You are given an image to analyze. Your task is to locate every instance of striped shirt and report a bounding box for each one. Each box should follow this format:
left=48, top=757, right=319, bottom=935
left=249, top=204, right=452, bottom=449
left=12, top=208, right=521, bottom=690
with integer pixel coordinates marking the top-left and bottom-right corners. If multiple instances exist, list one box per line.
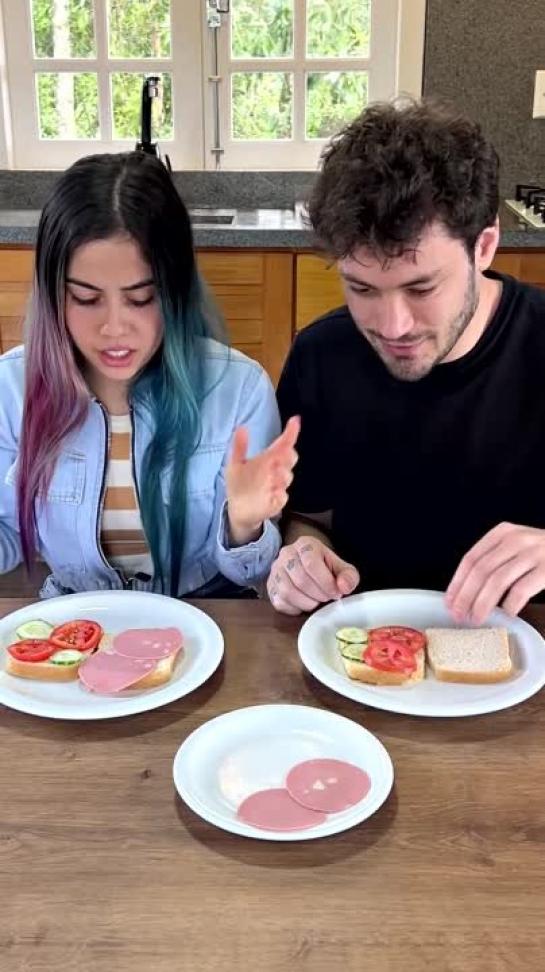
left=100, top=413, right=153, bottom=578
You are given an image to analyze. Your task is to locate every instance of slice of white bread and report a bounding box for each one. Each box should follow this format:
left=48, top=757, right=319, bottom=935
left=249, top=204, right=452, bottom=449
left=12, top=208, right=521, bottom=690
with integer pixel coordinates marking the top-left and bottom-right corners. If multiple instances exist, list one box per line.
left=96, top=633, right=181, bottom=689
left=339, top=648, right=425, bottom=687
left=118, top=650, right=180, bottom=689
left=5, top=649, right=91, bottom=682
left=425, top=627, right=512, bottom=684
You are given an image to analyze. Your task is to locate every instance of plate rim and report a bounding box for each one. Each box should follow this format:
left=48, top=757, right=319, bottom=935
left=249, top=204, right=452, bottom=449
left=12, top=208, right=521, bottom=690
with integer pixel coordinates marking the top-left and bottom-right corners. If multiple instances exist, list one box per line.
left=0, top=589, right=224, bottom=721
left=172, top=702, right=394, bottom=841
left=297, top=588, right=545, bottom=718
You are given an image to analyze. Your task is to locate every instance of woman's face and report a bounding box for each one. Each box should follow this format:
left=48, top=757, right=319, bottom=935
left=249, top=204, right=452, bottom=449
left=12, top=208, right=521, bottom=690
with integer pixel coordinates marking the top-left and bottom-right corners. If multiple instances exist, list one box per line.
left=65, top=233, right=163, bottom=401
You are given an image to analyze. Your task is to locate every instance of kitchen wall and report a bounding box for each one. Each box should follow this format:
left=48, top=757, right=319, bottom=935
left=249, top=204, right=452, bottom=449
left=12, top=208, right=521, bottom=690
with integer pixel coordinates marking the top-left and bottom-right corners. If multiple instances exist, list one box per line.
left=423, top=0, right=545, bottom=198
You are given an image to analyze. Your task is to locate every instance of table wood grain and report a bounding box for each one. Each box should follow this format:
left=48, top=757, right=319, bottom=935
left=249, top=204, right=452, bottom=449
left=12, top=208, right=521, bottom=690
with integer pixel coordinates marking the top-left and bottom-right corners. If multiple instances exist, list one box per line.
left=1, top=597, right=545, bottom=972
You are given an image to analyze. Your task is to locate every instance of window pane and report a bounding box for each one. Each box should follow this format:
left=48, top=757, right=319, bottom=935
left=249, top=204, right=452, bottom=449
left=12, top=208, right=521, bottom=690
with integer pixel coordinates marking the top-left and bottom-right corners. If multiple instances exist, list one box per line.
left=231, top=0, right=293, bottom=59
left=108, top=0, right=171, bottom=58
left=36, top=72, right=99, bottom=139
left=232, top=73, right=293, bottom=140
left=111, top=73, right=173, bottom=140
left=32, top=0, right=95, bottom=59
left=306, top=72, right=368, bottom=139
left=307, top=0, right=370, bottom=58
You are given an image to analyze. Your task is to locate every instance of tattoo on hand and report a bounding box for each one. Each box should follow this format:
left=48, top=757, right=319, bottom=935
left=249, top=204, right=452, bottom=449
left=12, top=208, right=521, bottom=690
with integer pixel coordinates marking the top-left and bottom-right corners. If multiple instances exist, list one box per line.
left=300, top=544, right=313, bottom=554
left=275, top=572, right=282, bottom=584
left=286, top=557, right=297, bottom=571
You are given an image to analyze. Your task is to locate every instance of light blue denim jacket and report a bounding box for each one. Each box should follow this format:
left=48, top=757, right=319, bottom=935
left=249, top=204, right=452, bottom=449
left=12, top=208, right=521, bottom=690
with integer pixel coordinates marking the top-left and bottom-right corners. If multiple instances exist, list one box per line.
left=0, top=341, right=282, bottom=598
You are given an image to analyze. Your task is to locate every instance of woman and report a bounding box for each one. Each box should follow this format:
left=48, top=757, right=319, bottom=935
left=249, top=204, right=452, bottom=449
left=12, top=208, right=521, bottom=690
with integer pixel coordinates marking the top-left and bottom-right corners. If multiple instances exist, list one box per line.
left=0, top=151, right=298, bottom=598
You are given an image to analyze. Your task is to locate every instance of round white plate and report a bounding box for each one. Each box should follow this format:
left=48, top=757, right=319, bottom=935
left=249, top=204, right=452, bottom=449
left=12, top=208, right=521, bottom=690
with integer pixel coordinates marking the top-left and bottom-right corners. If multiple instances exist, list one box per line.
left=298, top=589, right=545, bottom=718
left=0, top=590, right=223, bottom=720
left=173, top=703, right=394, bottom=841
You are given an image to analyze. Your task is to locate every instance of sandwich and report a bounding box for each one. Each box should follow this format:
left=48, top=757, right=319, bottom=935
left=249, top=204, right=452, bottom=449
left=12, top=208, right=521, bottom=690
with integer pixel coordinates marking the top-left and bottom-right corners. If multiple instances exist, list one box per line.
left=80, top=627, right=183, bottom=693
left=5, top=619, right=103, bottom=682
left=336, top=625, right=426, bottom=687
left=425, top=627, right=512, bottom=684
left=4, top=619, right=183, bottom=692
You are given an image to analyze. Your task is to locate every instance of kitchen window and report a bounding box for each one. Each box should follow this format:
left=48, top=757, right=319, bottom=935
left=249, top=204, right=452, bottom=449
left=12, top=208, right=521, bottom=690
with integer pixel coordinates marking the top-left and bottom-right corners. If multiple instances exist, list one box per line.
left=0, top=0, right=425, bottom=170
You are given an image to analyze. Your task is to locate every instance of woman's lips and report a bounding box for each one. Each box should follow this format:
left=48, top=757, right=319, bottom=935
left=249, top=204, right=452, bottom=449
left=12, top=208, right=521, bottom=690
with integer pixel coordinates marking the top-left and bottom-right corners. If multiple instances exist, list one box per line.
left=98, top=348, right=136, bottom=368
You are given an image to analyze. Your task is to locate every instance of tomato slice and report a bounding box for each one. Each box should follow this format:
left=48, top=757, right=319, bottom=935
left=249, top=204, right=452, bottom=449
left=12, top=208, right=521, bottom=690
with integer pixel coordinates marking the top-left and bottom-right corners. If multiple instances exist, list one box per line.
left=49, top=620, right=103, bottom=653
left=368, top=626, right=426, bottom=655
left=364, top=640, right=417, bottom=674
left=7, top=639, right=58, bottom=663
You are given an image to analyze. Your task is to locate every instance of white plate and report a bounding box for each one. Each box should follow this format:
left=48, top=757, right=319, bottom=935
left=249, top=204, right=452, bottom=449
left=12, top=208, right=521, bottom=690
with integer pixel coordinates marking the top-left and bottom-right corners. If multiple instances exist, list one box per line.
left=298, top=589, right=545, bottom=718
left=0, top=590, right=223, bottom=720
left=173, top=703, right=394, bottom=841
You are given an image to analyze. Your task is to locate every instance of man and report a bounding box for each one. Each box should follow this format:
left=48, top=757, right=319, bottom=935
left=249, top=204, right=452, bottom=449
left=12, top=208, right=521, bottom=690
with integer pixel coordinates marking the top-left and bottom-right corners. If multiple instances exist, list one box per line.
left=268, top=99, right=545, bottom=625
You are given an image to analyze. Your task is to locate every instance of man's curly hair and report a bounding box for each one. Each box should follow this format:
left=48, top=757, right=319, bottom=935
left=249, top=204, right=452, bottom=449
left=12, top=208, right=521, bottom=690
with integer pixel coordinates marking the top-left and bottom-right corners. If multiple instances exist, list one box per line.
left=308, top=99, right=500, bottom=259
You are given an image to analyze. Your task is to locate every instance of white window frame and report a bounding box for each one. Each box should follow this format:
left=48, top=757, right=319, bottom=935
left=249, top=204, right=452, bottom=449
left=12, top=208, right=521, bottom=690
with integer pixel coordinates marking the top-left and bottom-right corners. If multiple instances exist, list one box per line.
left=0, top=1, right=13, bottom=167
left=202, top=0, right=426, bottom=170
left=0, top=0, right=425, bottom=170
left=0, top=0, right=205, bottom=169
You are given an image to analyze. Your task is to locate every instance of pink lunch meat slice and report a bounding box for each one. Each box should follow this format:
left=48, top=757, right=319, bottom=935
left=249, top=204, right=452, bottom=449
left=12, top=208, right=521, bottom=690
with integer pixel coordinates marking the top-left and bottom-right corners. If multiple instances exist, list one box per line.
left=78, top=651, right=155, bottom=694
left=112, top=627, right=183, bottom=661
left=286, top=759, right=371, bottom=813
left=236, top=788, right=327, bottom=832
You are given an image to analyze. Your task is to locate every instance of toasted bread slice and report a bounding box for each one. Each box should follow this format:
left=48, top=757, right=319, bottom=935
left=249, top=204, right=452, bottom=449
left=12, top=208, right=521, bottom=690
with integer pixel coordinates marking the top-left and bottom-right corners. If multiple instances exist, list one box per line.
left=339, top=647, right=425, bottom=687
left=425, top=627, right=512, bottom=684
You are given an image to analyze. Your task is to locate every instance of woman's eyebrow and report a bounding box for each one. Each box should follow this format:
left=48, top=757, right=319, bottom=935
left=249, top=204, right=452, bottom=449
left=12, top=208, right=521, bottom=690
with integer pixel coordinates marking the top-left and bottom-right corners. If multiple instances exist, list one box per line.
left=121, top=278, right=155, bottom=292
left=66, top=277, right=101, bottom=291
left=66, top=277, right=155, bottom=292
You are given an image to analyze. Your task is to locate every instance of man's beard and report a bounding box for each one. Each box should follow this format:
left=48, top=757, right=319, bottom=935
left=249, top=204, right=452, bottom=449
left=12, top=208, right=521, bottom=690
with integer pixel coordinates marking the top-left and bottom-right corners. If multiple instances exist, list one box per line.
left=365, top=267, right=479, bottom=382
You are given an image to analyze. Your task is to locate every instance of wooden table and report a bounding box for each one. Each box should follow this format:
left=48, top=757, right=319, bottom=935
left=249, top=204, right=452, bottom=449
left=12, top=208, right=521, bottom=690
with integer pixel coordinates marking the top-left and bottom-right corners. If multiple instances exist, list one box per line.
left=1, top=597, right=545, bottom=972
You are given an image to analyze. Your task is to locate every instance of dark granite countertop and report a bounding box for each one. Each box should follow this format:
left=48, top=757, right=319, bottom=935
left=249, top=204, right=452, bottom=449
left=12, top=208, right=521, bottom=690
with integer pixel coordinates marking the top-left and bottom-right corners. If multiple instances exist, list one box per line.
left=0, top=206, right=312, bottom=248
left=0, top=202, right=543, bottom=249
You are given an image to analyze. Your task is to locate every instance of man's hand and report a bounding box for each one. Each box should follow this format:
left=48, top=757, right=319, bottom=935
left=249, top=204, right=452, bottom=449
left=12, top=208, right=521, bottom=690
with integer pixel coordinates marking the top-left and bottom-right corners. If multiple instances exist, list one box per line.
left=446, top=522, right=545, bottom=623
left=226, top=416, right=300, bottom=546
left=267, top=536, right=360, bottom=615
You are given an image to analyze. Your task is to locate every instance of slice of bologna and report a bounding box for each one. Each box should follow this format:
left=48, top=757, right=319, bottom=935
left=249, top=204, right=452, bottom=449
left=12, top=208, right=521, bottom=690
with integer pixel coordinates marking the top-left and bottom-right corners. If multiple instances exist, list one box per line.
left=237, top=788, right=327, bottom=832
left=112, top=627, right=183, bottom=661
left=286, top=759, right=371, bottom=813
left=78, top=651, right=155, bottom=694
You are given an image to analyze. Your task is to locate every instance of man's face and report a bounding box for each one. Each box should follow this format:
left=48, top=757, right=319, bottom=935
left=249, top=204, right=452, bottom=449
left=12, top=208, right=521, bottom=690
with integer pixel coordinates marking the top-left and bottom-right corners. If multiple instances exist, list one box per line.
left=338, top=222, right=481, bottom=381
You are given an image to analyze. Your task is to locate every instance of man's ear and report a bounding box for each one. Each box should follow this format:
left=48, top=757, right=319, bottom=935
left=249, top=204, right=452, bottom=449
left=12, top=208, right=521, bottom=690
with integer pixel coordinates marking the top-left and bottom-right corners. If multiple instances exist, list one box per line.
left=475, top=218, right=500, bottom=272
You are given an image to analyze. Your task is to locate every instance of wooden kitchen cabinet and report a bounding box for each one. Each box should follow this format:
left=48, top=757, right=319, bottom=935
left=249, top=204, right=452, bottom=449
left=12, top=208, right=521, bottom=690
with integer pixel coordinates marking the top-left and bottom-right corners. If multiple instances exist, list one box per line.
left=295, top=250, right=545, bottom=331
left=295, top=254, right=343, bottom=331
left=0, top=248, right=293, bottom=385
left=198, top=250, right=293, bottom=385
left=0, top=249, right=35, bottom=353
left=2, top=245, right=544, bottom=373
left=490, top=251, right=545, bottom=288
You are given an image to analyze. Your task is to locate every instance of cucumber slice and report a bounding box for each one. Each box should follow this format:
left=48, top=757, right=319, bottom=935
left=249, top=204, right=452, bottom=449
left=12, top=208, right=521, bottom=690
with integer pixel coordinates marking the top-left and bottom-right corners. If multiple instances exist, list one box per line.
left=338, top=641, right=366, bottom=662
left=50, top=649, right=84, bottom=666
left=336, top=626, right=367, bottom=662
left=16, top=619, right=54, bottom=641
left=336, top=626, right=367, bottom=644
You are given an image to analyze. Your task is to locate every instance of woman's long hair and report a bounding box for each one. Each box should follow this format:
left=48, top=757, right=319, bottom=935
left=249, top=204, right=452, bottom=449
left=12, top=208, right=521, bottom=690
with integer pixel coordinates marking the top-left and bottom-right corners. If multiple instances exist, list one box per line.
left=19, top=151, right=225, bottom=593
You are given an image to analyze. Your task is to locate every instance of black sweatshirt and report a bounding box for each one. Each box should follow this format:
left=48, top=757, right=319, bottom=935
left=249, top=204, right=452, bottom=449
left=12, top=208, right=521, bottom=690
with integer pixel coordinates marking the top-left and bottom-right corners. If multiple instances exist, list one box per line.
left=277, top=272, right=545, bottom=594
